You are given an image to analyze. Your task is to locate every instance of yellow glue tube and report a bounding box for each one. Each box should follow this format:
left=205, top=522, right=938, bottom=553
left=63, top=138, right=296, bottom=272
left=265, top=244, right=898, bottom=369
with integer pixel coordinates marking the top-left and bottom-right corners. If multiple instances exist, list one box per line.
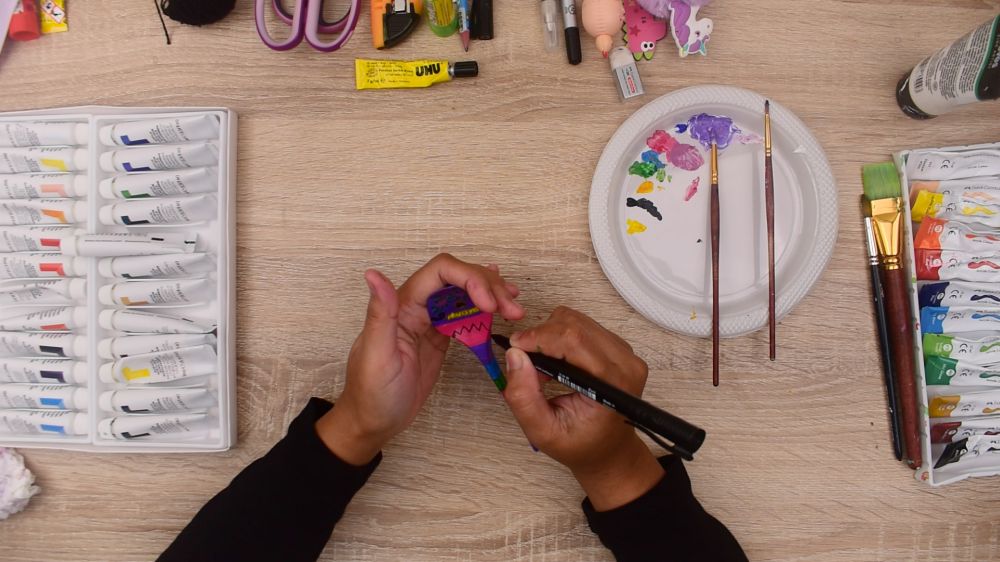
left=355, top=59, right=479, bottom=90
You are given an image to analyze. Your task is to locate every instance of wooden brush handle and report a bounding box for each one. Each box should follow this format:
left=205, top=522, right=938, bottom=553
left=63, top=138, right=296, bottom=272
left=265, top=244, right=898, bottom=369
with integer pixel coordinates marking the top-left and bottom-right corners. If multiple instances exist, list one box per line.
left=711, top=181, right=720, bottom=386
left=881, top=267, right=922, bottom=469
left=765, top=154, right=776, bottom=360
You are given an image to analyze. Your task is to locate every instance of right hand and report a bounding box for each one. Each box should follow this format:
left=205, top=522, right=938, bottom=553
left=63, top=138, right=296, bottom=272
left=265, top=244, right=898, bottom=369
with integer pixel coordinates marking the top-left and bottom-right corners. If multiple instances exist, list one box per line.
left=502, top=306, right=666, bottom=511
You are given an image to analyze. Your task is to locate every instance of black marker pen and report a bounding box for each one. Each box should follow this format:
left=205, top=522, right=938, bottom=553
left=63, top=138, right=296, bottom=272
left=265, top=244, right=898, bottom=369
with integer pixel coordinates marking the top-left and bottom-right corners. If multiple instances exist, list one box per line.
left=561, top=0, right=582, bottom=64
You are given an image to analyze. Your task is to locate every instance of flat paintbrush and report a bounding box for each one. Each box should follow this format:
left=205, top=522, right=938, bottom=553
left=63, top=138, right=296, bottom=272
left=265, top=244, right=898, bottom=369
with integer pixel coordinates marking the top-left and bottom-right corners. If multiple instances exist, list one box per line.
left=710, top=140, right=720, bottom=386
left=764, top=101, right=776, bottom=360
left=862, top=162, right=922, bottom=469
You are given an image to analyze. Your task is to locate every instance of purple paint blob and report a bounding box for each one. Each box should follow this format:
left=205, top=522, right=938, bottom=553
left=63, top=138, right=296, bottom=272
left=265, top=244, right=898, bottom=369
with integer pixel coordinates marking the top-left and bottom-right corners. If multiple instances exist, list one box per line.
left=685, top=113, right=741, bottom=150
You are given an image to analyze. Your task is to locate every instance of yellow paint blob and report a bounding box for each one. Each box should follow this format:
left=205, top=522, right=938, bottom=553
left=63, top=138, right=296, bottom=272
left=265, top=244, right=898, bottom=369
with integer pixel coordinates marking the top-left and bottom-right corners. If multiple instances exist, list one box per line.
left=626, top=219, right=647, bottom=235
left=637, top=181, right=653, bottom=194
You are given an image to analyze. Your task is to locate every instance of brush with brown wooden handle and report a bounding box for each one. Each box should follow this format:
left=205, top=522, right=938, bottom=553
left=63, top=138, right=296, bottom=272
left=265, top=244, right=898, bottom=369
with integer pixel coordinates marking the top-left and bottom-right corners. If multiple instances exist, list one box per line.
left=764, top=101, right=776, bottom=361
left=711, top=140, right=720, bottom=386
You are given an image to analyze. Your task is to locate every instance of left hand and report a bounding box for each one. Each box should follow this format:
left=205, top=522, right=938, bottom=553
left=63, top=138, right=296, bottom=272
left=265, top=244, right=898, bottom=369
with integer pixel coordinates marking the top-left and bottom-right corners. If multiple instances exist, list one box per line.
left=316, top=254, right=525, bottom=465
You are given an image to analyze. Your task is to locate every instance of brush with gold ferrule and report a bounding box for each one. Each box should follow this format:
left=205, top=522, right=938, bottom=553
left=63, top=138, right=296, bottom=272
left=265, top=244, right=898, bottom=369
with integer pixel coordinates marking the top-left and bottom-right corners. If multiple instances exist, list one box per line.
left=710, top=140, right=720, bottom=386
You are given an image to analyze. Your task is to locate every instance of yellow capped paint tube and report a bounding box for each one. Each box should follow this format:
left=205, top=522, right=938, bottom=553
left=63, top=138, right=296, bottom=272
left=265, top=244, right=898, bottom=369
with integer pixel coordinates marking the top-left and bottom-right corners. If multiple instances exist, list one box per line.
left=355, top=59, right=479, bottom=90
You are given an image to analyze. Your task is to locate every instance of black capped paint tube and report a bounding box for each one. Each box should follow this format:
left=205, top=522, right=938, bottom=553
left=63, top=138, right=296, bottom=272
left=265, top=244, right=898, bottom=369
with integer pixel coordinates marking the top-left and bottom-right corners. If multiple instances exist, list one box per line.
left=897, top=15, right=1000, bottom=118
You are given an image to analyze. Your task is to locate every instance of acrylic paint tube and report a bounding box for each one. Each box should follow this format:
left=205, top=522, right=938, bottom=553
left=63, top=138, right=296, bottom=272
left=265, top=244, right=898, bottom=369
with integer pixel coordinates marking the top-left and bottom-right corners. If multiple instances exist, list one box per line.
left=931, top=416, right=1000, bottom=444
left=0, top=254, right=86, bottom=279
left=910, top=191, right=1000, bottom=226
left=99, top=388, right=215, bottom=414
left=914, top=249, right=1000, bottom=282
left=921, top=306, right=1000, bottom=334
left=98, top=333, right=217, bottom=359
left=0, top=226, right=74, bottom=252
left=0, top=174, right=88, bottom=198
left=98, top=413, right=212, bottom=441
left=919, top=281, right=1000, bottom=308
left=909, top=177, right=1000, bottom=204
left=99, top=279, right=214, bottom=307
left=98, top=195, right=217, bottom=226
left=0, top=147, right=88, bottom=173
left=0, top=306, right=87, bottom=331
left=98, top=142, right=219, bottom=173
left=99, top=344, right=216, bottom=384
left=99, top=167, right=217, bottom=199
left=99, top=309, right=215, bottom=334
left=925, top=356, right=1000, bottom=386
left=61, top=231, right=197, bottom=257
left=906, top=150, right=1000, bottom=182
left=923, top=332, right=1000, bottom=365
left=99, top=115, right=220, bottom=147
left=0, top=332, right=87, bottom=358
left=914, top=218, right=1000, bottom=253
left=0, top=410, right=89, bottom=436
left=0, top=278, right=86, bottom=305
left=0, top=199, right=88, bottom=225
left=0, top=384, right=88, bottom=410
left=929, top=388, right=1000, bottom=417
left=0, top=358, right=88, bottom=384
left=897, top=15, right=1000, bottom=119
left=0, top=122, right=88, bottom=147
left=98, top=253, right=214, bottom=279
left=934, top=435, right=1000, bottom=469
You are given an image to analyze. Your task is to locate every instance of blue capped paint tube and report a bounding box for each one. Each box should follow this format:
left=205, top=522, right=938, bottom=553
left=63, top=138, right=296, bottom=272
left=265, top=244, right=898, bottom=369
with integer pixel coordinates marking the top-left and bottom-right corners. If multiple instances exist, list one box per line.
left=919, top=281, right=1000, bottom=308
left=921, top=306, right=1000, bottom=334
left=0, top=410, right=89, bottom=436
left=0, top=384, right=88, bottom=409
left=99, top=115, right=220, bottom=147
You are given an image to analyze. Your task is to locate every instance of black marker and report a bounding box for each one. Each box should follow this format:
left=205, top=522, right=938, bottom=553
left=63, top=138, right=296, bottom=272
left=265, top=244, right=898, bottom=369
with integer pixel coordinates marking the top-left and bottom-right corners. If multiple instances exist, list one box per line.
left=560, top=0, right=581, bottom=65
left=493, top=334, right=706, bottom=460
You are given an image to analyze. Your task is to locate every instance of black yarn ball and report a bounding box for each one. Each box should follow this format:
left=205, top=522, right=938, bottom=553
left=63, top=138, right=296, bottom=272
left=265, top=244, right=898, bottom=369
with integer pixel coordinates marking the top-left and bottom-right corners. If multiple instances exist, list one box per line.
left=160, top=0, right=236, bottom=26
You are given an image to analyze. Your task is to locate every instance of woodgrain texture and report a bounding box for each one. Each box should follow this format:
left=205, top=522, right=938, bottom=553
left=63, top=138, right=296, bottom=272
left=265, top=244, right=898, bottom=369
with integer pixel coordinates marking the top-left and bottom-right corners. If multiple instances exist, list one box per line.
left=2, top=1, right=1000, bottom=560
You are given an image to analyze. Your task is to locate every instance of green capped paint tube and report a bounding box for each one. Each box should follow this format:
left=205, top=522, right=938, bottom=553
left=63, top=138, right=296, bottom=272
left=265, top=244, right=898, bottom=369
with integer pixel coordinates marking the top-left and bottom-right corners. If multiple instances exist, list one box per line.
left=925, top=356, right=1000, bottom=386
left=923, top=333, right=1000, bottom=364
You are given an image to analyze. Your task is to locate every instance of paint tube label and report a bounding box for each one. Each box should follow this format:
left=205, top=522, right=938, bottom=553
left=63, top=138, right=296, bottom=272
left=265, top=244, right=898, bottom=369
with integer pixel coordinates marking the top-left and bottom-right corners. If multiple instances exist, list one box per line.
left=925, top=356, right=1000, bottom=386
left=929, top=388, right=1000, bottom=417
left=0, top=410, right=87, bottom=436
left=923, top=332, right=1000, bottom=364
left=0, top=306, right=86, bottom=332
left=909, top=177, right=1000, bottom=204
left=906, top=149, right=1000, bottom=182
left=99, top=195, right=217, bottom=226
left=99, top=168, right=217, bottom=199
left=0, top=226, right=74, bottom=252
left=919, top=281, right=1000, bottom=308
left=64, top=231, right=197, bottom=257
left=0, top=147, right=87, bottom=173
left=0, top=122, right=86, bottom=147
left=911, top=190, right=1000, bottom=226
left=0, top=384, right=86, bottom=410
left=914, top=218, right=1000, bottom=252
left=921, top=306, right=1000, bottom=334
left=101, top=344, right=216, bottom=384
left=0, top=173, right=86, bottom=198
left=915, top=249, right=1000, bottom=282
left=100, top=388, right=215, bottom=414
left=100, top=279, right=213, bottom=307
left=98, top=413, right=211, bottom=441
left=99, top=142, right=218, bottom=173
left=933, top=435, right=1000, bottom=470
left=0, top=199, right=86, bottom=225
left=100, top=115, right=220, bottom=146
left=0, top=332, right=84, bottom=357
left=99, top=309, right=215, bottom=334
left=931, top=416, right=1000, bottom=444
left=98, top=333, right=216, bottom=359
left=0, top=358, right=86, bottom=384
left=0, top=278, right=85, bottom=305
left=0, top=253, right=84, bottom=278
left=98, top=253, right=214, bottom=279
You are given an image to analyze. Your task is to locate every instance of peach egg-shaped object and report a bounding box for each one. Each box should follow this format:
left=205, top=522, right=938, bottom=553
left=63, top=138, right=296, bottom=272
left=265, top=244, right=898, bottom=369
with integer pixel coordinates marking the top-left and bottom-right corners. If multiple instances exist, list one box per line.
left=582, top=0, right=624, bottom=56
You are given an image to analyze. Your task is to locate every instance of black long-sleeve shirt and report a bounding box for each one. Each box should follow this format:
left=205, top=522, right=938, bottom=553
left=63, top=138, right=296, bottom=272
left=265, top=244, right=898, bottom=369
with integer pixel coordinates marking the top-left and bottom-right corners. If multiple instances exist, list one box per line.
left=159, top=398, right=746, bottom=562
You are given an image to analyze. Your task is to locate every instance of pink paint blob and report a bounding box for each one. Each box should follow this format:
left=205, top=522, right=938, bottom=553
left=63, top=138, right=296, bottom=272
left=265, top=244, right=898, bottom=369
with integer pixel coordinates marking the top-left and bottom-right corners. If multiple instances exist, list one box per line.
left=646, top=129, right=704, bottom=171
left=684, top=176, right=700, bottom=201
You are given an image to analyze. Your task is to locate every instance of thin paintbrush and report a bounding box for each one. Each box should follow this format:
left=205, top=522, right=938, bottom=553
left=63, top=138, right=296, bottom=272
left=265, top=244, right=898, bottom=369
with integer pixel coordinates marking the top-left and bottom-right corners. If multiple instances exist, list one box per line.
left=862, top=195, right=903, bottom=461
left=710, top=140, right=720, bottom=386
left=764, top=101, right=776, bottom=361
left=862, top=162, right=922, bottom=469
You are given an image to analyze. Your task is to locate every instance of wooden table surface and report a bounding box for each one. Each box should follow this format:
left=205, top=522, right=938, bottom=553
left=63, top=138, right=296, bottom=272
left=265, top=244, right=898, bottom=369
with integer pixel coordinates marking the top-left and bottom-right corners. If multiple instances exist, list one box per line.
left=2, top=1, right=1000, bottom=560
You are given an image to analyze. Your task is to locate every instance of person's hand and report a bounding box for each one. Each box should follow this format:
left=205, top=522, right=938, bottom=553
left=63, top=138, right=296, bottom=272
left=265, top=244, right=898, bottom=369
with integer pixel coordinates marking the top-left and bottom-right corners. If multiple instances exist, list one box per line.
left=502, top=306, right=665, bottom=511
left=316, top=254, right=524, bottom=465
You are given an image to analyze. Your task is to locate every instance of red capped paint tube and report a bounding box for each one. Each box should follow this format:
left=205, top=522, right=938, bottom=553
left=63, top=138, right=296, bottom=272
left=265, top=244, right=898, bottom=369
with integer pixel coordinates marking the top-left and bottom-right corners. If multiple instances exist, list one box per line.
left=914, top=218, right=1000, bottom=252
left=931, top=416, right=1000, bottom=444
left=8, top=0, right=40, bottom=41
left=915, top=249, right=1000, bottom=282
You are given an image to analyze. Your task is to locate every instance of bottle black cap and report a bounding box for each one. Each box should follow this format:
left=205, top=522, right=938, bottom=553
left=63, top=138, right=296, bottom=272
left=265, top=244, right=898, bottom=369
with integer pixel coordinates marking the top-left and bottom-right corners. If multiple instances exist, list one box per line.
left=452, top=61, right=479, bottom=78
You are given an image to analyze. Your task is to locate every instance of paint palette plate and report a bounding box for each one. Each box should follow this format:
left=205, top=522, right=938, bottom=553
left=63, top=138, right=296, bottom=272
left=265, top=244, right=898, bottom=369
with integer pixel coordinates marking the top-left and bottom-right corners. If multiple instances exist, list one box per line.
left=590, top=85, right=837, bottom=337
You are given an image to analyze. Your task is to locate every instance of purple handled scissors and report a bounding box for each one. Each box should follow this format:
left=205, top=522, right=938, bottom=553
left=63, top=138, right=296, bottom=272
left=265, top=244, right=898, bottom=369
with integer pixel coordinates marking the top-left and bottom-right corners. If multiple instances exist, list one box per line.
left=255, top=0, right=360, bottom=52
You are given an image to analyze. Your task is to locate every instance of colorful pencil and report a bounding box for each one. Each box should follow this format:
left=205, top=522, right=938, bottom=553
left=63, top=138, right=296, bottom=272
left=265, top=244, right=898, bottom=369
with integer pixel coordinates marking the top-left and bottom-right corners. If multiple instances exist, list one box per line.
left=457, top=0, right=471, bottom=51
left=764, top=101, right=776, bottom=360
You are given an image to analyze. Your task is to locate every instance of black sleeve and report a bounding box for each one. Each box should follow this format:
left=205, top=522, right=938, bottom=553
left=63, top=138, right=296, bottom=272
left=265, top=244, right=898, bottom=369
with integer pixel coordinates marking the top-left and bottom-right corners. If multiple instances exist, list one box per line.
left=583, top=455, right=747, bottom=562
left=158, top=397, right=381, bottom=562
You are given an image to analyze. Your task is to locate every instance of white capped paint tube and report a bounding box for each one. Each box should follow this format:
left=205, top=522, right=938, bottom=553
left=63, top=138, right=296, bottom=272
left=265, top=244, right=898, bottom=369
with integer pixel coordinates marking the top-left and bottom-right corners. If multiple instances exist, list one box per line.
left=98, top=412, right=211, bottom=441
left=99, top=333, right=217, bottom=359
left=0, top=174, right=88, bottom=198
left=99, top=344, right=216, bottom=384
left=99, top=388, right=215, bottom=414
left=99, top=309, right=215, bottom=334
left=98, top=195, right=216, bottom=226
left=0, top=254, right=86, bottom=279
left=62, top=231, right=197, bottom=257
left=99, top=279, right=214, bottom=307
left=0, top=410, right=89, bottom=436
left=98, top=253, right=214, bottom=279
left=99, top=167, right=217, bottom=199
left=0, top=332, right=87, bottom=358
left=0, top=199, right=88, bottom=225
left=0, top=226, right=75, bottom=252
left=0, top=306, right=87, bottom=331
left=0, top=384, right=88, bottom=410
left=0, top=122, right=89, bottom=147
left=0, top=358, right=88, bottom=384
left=100, top=115, right=220, bottom=147
left=99, top=142, right=219, bottom=173
left=906, top=150, right=1000, bottom=182
left=0, top=147, right=89, bottom=173
left=0, top=278, right=86, bottom=305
